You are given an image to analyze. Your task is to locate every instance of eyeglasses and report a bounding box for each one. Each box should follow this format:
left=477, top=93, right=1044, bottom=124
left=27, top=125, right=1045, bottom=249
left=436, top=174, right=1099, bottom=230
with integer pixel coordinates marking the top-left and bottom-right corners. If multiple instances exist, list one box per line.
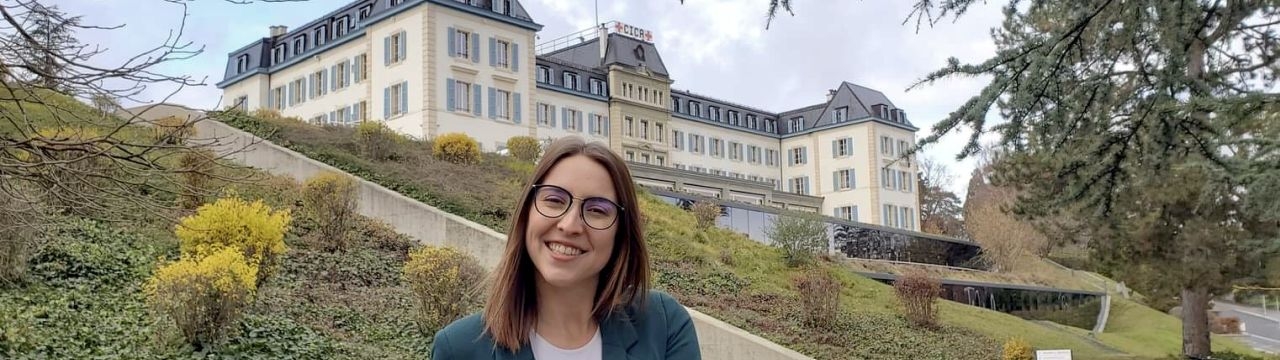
left=530, top=184, right=624, bottom=230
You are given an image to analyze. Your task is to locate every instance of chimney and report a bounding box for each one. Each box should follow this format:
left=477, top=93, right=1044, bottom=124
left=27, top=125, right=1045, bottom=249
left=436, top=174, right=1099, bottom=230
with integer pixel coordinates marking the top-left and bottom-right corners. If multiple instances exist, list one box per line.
left=598, top=23, right=608, bottom=63
left=826, top=89, right=836, bottom=102
left=269, top=25, right=288, bottom=37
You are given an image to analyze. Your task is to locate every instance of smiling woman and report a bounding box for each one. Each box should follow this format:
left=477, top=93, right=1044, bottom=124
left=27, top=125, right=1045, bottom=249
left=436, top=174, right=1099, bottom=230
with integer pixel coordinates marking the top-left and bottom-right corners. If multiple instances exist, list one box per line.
left=432, top=136, right=701, bottom=360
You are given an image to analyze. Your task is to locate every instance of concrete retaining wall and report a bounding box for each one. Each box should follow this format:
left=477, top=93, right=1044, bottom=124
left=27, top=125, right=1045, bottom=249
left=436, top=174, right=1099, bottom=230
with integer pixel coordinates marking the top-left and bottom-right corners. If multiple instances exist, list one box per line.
left=183, top=114, right=811, bottom=360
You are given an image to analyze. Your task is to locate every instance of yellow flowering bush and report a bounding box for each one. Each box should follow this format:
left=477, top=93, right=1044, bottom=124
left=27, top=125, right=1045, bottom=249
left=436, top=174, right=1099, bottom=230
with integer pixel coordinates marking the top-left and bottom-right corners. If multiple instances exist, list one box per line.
left=153, top=115, right=195, bottom=144
left=1001, top=337, right=1034, bottom=360
left=403, top=245, right=486, bottom=335
left=175, top=196, right=290, bottom=280
left=431, top=132, right=480, bottom=164
left=302, top=172, right=358, bottom=251
left=144, top=246, right=257, bottom=349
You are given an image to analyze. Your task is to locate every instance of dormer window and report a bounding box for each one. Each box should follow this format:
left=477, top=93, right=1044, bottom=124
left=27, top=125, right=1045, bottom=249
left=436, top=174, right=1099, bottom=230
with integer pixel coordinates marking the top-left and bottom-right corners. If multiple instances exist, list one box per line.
left=314, top=26, right=327, bottom=47
left=834, top=106, right=848, bottom=123
left=897, top=110, right=908, bottom=123
left=235, top=54, right=250, bottom=73
left=491, top=0, right=511, bottom=14
left=562, top=72, right=579, bottom=90
left=537, top=66, right=550, bottom=83
left=273, top=45, right=287, bottom=64
left=633, top=45, right=646, bottom=61
left=293, top=35, right=307, bottom=55
left=335, top=16, right=350, bottom=37
left=789, top=117, right=804, bottom=132
left=359, top=5, right=373, bottom=20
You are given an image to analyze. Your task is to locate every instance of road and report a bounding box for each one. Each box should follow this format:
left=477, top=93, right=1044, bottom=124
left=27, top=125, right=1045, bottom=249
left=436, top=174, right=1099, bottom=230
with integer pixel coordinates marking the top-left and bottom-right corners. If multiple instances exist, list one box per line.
left=1216, top=301, right=1280, bottom=354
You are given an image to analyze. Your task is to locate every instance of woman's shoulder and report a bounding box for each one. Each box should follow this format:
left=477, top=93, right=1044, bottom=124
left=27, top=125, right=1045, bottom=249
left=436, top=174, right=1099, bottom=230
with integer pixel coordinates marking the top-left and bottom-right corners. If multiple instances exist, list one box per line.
left=433, top=313, right=491, bottom=357
left=639, top=289, right=691, bottom=323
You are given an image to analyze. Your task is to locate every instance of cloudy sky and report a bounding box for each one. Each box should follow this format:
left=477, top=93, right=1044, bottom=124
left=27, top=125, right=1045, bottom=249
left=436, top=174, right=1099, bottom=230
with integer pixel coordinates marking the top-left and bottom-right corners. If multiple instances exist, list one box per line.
left=53, top=0, right=1006, bottom=198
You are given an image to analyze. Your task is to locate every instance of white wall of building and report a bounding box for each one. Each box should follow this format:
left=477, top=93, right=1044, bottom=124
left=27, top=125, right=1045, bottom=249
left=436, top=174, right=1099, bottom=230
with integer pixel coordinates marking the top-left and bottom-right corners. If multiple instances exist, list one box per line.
left=668, top=119, right=780, bottom=184
left=530, top=88, right=609, bottom=147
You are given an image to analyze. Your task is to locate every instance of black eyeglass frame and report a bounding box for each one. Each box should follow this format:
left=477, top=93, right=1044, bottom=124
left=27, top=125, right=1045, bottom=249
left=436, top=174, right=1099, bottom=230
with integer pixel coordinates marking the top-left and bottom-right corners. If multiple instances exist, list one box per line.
left=528, top=184, right=626, bottom=230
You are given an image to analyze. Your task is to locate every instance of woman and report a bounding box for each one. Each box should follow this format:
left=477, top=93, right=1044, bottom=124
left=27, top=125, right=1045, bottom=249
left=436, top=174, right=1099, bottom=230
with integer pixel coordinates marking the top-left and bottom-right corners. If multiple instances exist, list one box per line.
left=432, top=136, right=701, bottom=359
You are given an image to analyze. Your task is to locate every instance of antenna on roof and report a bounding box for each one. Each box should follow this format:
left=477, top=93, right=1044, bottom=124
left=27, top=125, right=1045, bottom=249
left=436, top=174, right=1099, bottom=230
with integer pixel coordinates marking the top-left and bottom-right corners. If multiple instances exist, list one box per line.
left=594, top=0, right=599, bottom=30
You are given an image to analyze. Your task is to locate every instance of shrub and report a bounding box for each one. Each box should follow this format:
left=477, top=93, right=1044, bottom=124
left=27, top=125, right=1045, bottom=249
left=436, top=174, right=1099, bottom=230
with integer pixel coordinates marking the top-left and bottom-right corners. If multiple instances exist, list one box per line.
left=793, top=268, right=840, bottom=330
left=302, top=172, right=358, bottom=252
left=1211, top=315, right=1242, bottom=334
left=690, top=201, right=720, bottom=230
left=765, top=212, right=828, bottom=267
left=431, top=132, right=480, bottom=165
left=0, top=194, right=43, bottom=286
left=403, top=245, right=486, bottom=336
left=355, top=121, right=402, bottom=161
left=31, top=127, right=112, bottom=215
left=153, top=115, right=195, bottom=145
left=895, top=270, right=943, bottom=329
left=1001, top=337, right=1033, bottom=360
left=144, top=246, right=258, bottom=350
left=175, top=196, right=291, bottom=281
left=177, top=149, right=217, bottom=210
left=505, top=136, right=541, bottom=162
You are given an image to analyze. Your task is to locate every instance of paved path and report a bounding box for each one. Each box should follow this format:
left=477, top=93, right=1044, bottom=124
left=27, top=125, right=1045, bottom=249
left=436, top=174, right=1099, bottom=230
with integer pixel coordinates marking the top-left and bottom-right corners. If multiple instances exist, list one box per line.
left=1216, top=301, right=1280, bottom=354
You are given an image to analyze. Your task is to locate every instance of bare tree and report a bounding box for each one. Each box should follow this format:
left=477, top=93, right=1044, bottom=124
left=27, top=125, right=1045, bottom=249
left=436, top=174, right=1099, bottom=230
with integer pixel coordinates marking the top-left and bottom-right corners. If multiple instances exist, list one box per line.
left=917, top=157, right=964, bottom=238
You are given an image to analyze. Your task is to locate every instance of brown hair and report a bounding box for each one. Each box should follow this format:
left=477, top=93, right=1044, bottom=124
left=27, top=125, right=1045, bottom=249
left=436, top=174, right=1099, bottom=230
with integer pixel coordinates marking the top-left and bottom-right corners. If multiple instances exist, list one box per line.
left=482, top=136, right=650, bottom=352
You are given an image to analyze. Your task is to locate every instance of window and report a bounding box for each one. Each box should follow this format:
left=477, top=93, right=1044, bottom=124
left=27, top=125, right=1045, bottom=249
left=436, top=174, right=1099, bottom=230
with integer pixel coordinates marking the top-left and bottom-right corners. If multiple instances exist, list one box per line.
left=655, top=123, right=665, bottom=143
left=747, top=114, right=758, bottom=129
left=289, top=78, right=305, bottom=105
left=883, top=205, right=896, bottom=227
left=270, top=86, right=285, bottom=110
left=333, top=61, right=350, bottom=90
left=335, top=17, right=350, bottom=37
left=232, top=96, right=248, bottom=111
left=902, top=171, right=914, bottom=193
left=453, top=29, right=471, bottom=58
left=454, top=80, right=472, bottom=113
left=536, top=103, right=554, bottom=126
left=672, top=97, right=682, bottom=113
left=352, top=54, right=367, bottom=82
left=354, top=101, right=367, bottom=122
left=835, top=169, right=854, bottom=190
left=273, top=45, right=286, bottom=64
left=491, top=0, right=511, bottom=14
left=624, top=116, right=634, bottom=137
left=834, top=206, right=855, bottom=221
left=728, top=111, right=740, bottom=126
left=308, top=70, right=326, bottom=98
left=833, top=137, right=852, bottom=157
left=235, top=54, right=250, bottom=73
left=589, top=78, right=605, bottom=95
left=690, top=102, right=701, bottom=116
left=897, top=140, right=909, bottom=157
left=591, top=114, right=607, bottom=136
left=789, top=117, right=804, bottom=132
left=729, top=142, right=742, bottom=161
left=495, top=89, right=511, bottom=120
left=881, top=136, right=894, bottom=156
left=747, top=145, right=760, bottom=164
left=766, top=149, right=778, bottom=166
left=710, top=138, right=724, bottom=157
left=789, top=177, right=810, bottom=195
left=389, top=31, right=406, bottom=64
left=789, top=147, right=807, bottom=166
left=710, top=169, right=724, bottom=177
left=537, top=66, right=550, bottom=83
left=359, top=4, right=373, bottom=20
left=834, top=106, right=848, bottom=123
left=639, top=120, right=649, bottom=139
left=495, top=39, right=511, bottom=68
left=655, top=155, right=665, bottom=167
left=625, top=151, right=635, bottom=161
left=314, top=26, right=327, bottom=47
left=690, top=134, right=705, bottom=154
left=563, top=109, right=582, bottom=131
left=388, top=82, right=407, bottom=117
left=391, top=0, right=406, bottom=5
left=765, top=119, right=776, bottom=133
left=562, top=72, right=579, bottom=90
left=709, top=106, right=721, bottom=121
left=293, top=35, right=307, bottom=55
left=673, top=130, right=685, bottom=150
left=640, top=153, right=650, bottom=164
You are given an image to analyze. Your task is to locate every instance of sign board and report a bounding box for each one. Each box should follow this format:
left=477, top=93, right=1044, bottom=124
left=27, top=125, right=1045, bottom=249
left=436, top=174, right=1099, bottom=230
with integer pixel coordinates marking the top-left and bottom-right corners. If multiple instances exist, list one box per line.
left=1035, top=349, right=1072, bottom=360
left=613, top=22, right=654, bottom=43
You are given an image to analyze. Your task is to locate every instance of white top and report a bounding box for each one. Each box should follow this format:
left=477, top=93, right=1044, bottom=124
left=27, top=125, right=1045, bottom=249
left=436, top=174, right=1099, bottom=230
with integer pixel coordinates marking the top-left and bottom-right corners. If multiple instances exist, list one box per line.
left=530, top=328, right=603, bottom=360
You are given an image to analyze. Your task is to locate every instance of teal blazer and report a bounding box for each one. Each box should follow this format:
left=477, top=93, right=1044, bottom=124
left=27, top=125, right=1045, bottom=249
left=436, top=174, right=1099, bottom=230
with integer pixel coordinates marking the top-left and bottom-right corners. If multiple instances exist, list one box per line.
left=432, top=290, right=701, bottom=360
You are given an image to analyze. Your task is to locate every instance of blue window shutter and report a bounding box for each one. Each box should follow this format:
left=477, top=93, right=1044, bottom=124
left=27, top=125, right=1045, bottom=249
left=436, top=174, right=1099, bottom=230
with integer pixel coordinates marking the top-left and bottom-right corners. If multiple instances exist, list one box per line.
left=384, top=36, right=391, bottom=66
left=329, top=110, right=336, bottom=124
left=577, top=115, right=583, bottom=132
left=471, top=32, right=480, bottom=63
left=549, top=105, right=557, bottom=127
left=488, top=87, right=496, bottom=119
left=833, top=171, right=839, bottom=190
left=353, top=57, right=362, bottom=81
left=472, top=85, right=482, bottom=116
left=400, top=81, right=408, bottom=115
left=588, top=113, right=596, bottom=133
left=512, top=93, right=522, bottom=123
left=447, top=27, right=456, bottom=57
left=307, top=76, right=315, bottom=99
left=267, top=90, right=275, bottom=109
left=287, top=84, right=294, bottom=107
left=603, top=116, right=610, bottom=134
left=345, top=60, right=353, bottom=85
left=446, top=79, right=455, bottom=112
left=488, top=37, right=496, bottom=67
left=512, top=43, right=519, bottom=71
left=323, top=69, right=330, bottom=95
left=383, top=87, right=390, bottom=119
left=832, top=141, right=838, bottom=157
left=398, top=31, right=407, bottom=61
left=561, top=108, right=569, bottom=129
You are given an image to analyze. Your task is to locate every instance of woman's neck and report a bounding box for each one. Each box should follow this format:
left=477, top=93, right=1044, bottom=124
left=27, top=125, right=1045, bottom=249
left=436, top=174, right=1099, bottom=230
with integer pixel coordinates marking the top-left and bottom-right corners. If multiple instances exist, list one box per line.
left=534, top=277, right=599, bottom=349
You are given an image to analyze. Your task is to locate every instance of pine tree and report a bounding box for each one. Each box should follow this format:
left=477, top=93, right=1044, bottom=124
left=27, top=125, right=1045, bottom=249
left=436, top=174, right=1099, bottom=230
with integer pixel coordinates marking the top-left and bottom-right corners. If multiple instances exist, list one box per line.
left=12, top=3, right=82, bottom=89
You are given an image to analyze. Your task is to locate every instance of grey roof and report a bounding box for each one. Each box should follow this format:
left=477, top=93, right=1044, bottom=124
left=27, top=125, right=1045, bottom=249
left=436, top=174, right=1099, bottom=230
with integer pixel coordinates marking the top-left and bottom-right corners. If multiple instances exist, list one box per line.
left=602, top=33, right=669, bottom=77
left=670, top=89, right=778, bottom=134
left=543, top=37, right=604, bottom=69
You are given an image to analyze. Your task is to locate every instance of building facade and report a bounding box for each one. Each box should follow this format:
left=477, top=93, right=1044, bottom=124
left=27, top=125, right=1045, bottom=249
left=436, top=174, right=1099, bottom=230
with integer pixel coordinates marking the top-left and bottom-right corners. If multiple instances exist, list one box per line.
left=217, top=0, right=921, bottom=231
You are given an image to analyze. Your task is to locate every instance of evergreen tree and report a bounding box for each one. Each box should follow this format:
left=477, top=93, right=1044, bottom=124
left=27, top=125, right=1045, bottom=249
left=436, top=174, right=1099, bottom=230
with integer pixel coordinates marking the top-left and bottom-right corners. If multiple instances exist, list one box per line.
left=11, top=3, right=82, bottom=89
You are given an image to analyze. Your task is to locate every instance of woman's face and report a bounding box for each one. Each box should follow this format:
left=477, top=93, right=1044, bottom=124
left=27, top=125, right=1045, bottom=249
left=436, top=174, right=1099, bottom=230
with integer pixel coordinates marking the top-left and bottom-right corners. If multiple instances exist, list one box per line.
left=525, top=154, right=620, bottom=291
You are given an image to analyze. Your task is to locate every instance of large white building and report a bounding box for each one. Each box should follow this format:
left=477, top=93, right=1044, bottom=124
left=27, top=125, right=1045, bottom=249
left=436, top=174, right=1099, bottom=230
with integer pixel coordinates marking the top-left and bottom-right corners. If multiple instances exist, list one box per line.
left=217, top=0, right=921, bottom=231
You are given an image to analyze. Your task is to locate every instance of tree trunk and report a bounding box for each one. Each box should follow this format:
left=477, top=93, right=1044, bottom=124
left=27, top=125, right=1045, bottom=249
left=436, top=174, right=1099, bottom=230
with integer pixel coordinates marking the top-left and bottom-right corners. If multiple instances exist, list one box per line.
left=1181, top=287, right=1212, bottom=359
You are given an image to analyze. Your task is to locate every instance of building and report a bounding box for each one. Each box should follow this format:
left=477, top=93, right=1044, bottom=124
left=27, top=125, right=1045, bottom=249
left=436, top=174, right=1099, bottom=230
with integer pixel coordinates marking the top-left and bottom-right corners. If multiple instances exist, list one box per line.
left=216, top=0, right=921, bottom=231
